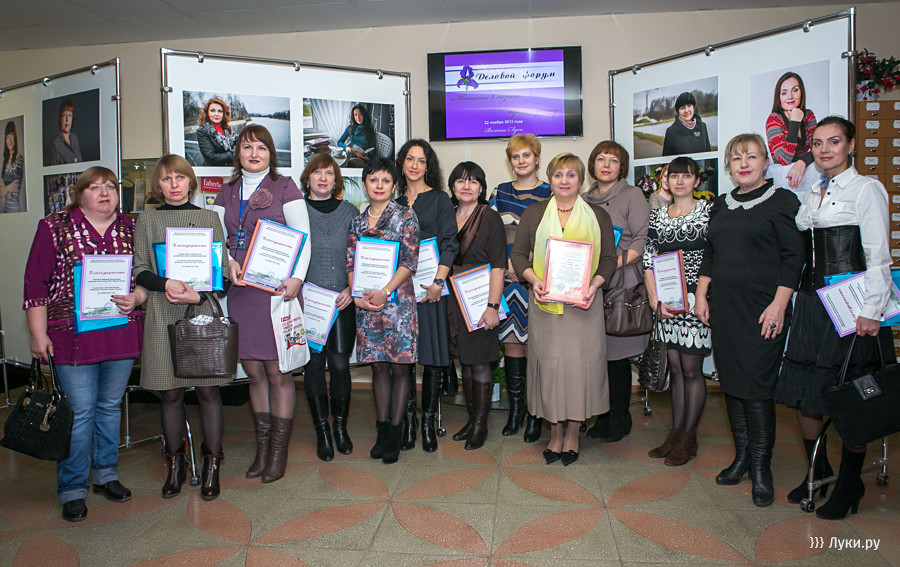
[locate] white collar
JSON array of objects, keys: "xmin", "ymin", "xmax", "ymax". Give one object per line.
[{"xmin": 241, "ymin": 168, "xmax": 269, "ymax": 193}]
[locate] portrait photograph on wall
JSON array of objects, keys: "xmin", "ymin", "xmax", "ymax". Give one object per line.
[
  {"xmin": 1, "ymin": 115, "xmax": 27, "ymax": 213},
  {"xmin": 42, "ymin": 89, "xmax": 101, "ymax": 166},
  {"xmin": 634, "ymin": 158, "xmax": 720, "ymax": 204},
  {"xmin": 182, "ymin": 90, "xmax": 292, "ymax": 168},
  {"xmin": 632, "ymin": 77, "xmax": 719, "ymax": 159},
  {"xmin": 303, "ymin": 98, "xmax": 396, "ymax": 168},
  {"xmin": 43, "ymin": 171, "xmax": 81, "ymax": 215},
  {"xmin": 750, "ymin": 60, "xmax": 830, "ymax": 194}
]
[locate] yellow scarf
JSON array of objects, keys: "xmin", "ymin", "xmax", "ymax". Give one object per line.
[{"xmin": 533, "ymin": 195, "xmax": 602, "ymax": 314}]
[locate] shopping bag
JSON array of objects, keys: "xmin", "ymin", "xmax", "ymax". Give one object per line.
[{"xmin": 271, "ymin": 294, "xmax": 310, "ymax": 373}]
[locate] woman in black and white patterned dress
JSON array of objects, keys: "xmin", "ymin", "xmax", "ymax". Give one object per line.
[{"xmin": 643, "ymin": 157, "xmax": 712, "ymax": 466}]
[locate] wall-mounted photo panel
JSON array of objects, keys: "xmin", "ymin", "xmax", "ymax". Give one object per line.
[
  {"xmin": 1, "ymin": 115, "xmax": 27, "ymax": 213},
  {"xmin": 303, "ymin": 98, "xmax": 395, "ymax": 168},
  {"xmin": 634, "ymin": 157, "xmax": 720, "ymax": 203},
  {"xmin": 162, "ymin": 50, "xmax": 410, "ymax": 185},
  {"xmin": 611, "ymin": 13, "xmax": 851, "ymax": 196},
  {"xmin": 43, "ymin": 170, "xmax": 82, "ymax": 215},
  {"xmin": 42, "ymin": 89, "xmax": 101, "ymax": 166}
]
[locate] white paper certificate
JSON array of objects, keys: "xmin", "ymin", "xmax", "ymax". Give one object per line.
[
  {"xmin": 450, "ymin": 264, "xmax": 508, "ymax": 332},
  {"xmin": 651, "ymin": 251, "xmax": 688, "ymax": 313},
  {"xmin": 166, "ymin": 227, "xmax": 214, "ymax": 291},
  {"xmin": 351, "ymin": 238, "xmax": 399, "ymax": 298},
  {"xmin": 79, "ymin": 254, "xmax": 132, "ymax": 320},
  {"xmin": 412, "ymin": 237, "xmax": 450, "ymax": 302},
  {"xmin": 302, "ymin": 283, "xmax": 340, "ymax": 347},
  {"xmin": 816, "ymin": 271, "xmax": 900, "ymax": 336},
  {"xmin": 242, "ymin": 219, "xmax": 308, "ymax": 292}
]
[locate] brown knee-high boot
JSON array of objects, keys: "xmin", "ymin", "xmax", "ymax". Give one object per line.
[
  {"xmin": 262, "ymin": 416, "xmax": 293, "ymax": 483},
  {"xmin": 246, "ymin": 412, "xmax": 271, "ymax": 479}
]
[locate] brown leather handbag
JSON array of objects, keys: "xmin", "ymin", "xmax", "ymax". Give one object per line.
[
  {"xmin": 167, "ymin": 292, "xmax": 238, "ymax": 378},
  {"xmin": 603, "ymin": 263, "xmax": 652, "ymax": 337}
]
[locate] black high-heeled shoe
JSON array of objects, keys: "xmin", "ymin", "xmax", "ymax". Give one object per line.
[
  {"xmin": 561, "ymin": 450, "xmax": 579, "ymax": 466},
  {"xmin": 816, "ymin": 448, "xmax": 866, "ymax": 520},
  {"xmin": 543, "ymin": 449, "xmax": 561, "ymax": 465}
]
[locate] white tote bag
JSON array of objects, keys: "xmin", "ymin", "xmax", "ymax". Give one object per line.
[{"xmin": 270, "ymin": 295, "xmax": 310, "ymax": 373}]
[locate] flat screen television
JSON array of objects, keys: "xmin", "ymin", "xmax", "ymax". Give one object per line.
[{"xmin": 427, "ymin": 46, "xmax": 583, "ymax": 142}]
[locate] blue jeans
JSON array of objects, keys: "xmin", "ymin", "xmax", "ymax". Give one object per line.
[{"xmin": 55, "ymin": 359, "xmax": 133, "ymax": 504}]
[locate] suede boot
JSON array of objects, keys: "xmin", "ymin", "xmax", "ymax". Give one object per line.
[
  {"xmin": 816, "ymin": 447, "xmax": 866, "ymax": 520},
  {"xmin": 246, "ymin": 412, "xmax": 271, "ymax": 479},
  {"xmin": 162, "ymin": 442, "xmax": 187, "ymax": 499},
  {"xmin": 307, "ymin": 395, "xmax": 334, "ymax": 462},
  {"xmin": 502, "ymin": 356, "xmax": 527, "ymax": 436},
  {"xmin": 787, "ymin": 437, "xmax": 833, "ymax": 503},
  {"xmin": 370, "ymin": 420, "xmax": 389, "ymax": 459},
  {"xmin": 382, "ymin": 422, "xmax": 403, "ymax": 464},
  {"xmin": 200, "ymin": 442, "xmax": 224, "ymax": 501},
  {"xmin": 716, "ymin": 394, "xmax": 750, "ymax": 485},
  {"xmin": 465, "ymin": 381, "xmax": 493, "ymax": 450},
  {"xmin": 665, "ymin": 430, "xmax": 696, "ymax": 466},
  {"xmin": 745, "ymin": 398, "xmax": 775, "ymax": 507},
  {"xmin": 262, "ymin": 416, "xmax": 292, "ymax": 483},
  {"xmin": 400, "ymin": 366, "xmax": 418, "ymax": 451},
  {"xmin": 421, "ymin": 366, "xmax": 440, "ymax": 452},
  {"xmin": 452, "ymin": 376, "xmax": 475, "ymax": 441},
  {"xmin": 331, "ymin": 397, "xmax": 353, "ymax": 455},
  {"xmin": 648, "ymin": 427, "xmax": 683, "ymax": 459}
]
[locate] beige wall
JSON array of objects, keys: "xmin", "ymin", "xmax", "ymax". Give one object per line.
[{"xmin": 0, "ymin": 4, "xmax": 898, "ymax": 362}]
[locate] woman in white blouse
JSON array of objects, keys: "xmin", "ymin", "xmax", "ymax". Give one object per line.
[{"xmin": 775, "ymin": 116, "xmax": 894, "ymax": 520}]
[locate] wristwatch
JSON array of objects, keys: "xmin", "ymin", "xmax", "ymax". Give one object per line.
[
  {"xmin": 382, "ymin": 287, "xmax": 392, "ymax": 295},
  {"xmin": 486, "ymin": 302, "xmax": 500, "ymax": 310},
  {"xmin": 433, "ymin": 278, "xmax": 445, "ymax": 287}
]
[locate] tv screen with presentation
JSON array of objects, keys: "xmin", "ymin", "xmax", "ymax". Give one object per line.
[{"xmin": 427, "ymin": 46, "xmax": 583, "ymax": 141}]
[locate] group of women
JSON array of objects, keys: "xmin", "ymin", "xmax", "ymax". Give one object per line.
[{"xmin": 24, "ymin": 111, "xmax": 891, "ymax": 523}]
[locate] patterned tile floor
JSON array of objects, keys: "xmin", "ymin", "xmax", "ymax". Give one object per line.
[{"xmin": 1, "ymin": 384, "xmax": 898, "ymax": 567}]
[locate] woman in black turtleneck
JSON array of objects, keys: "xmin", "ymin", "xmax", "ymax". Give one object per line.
[{"xmin": 133, "ymin": 154, "xmax": 231, "ymax": 501}]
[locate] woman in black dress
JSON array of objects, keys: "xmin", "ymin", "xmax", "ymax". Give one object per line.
[
  {"xmin": 447, "ymin": 162, "xmax": 506, "ymax": 450},
  {"xmin": 395, "ymin": 139, "xmax": 459, "ymax": 453},
  {"xmin": 695, "ymin": 133, "xmax": 804, "ymax": 507}
]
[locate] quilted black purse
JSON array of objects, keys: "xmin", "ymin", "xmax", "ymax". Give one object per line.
[
  {"xmin": 638, "ymin": 303, "xmax": 670, "ymax": 392},
  {"xmin": 820, "ymin": 335, "xmax": 900, "ymax": 447},
  {"xmin": 1, "ymin": 357, "xmax": 74, "ymax": 461}
]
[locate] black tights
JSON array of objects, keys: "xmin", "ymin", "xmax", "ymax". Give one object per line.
[
  {"xmin": 242, "ymin": 359, "xmax": 296, "ymax": 419},
  {"xmin": 371, "ymin": 362, "xmax": 411, "ymax": 425},
  {"xmin": 461, "ymin": 363, "xmax": 492, "ymax": 385},
  {"xmin": 160, "ymin": 386, "xmax": 223, "ymax": 452},
  {"xmin": 667, "ymin": 351, "xmax": 706, "ymax": 431},
  {"xmin": 304, "ymin": 349, "xmax": 352, "ymax": 400}
]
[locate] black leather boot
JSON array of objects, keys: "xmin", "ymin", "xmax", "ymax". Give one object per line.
[
  {"xmin": 452, "ymin": 376, "xmax": 474, "ymax": 441},
  {"xmin": 816, "ymin": 447, "xmax": 866, "ymax": 520},
  {"xmin": 200, "ymin": 442, "xmax": 224, "ymax": 501},
  {"xmin": 421, "ymin": 366, "xmax": 440, "ymax": 453},
  {"xmin": 745, "ymin": 398, "xmax": 775, "ymax": 507},
  {"xmin": 502, "ymin": 356, "xmax": 527, "ymax": 436},
  {"xmin": 307, "ymin": 395, "xmax": 334, "ymax": 462},
  {"xmin": 591, "ymin": 359, "xmax": 633, "ymax": 442},
  {"xmin": 716, "ymin": 394, "xmax": 750, "ymax": 485},
  {"xmin": 465, "ymin": 381, "xmax": 492, "ymax": 450},
  {"xmin": 787, "ymin": 437, "xmax": 833, "ymax": 503},
  {"xmin": 331, "ymin": 397, "xmax": 353, "ymax": 455},
  {"xmin": 370, "ymin": 420, "xmax": 388, "ymax": 459},
  {"xmin": 162, "ymin": 442, "xmax": 187, "ymax": 499},
  {"xmin": 523, "ymin": 414, "xmax": 543, "ymax": 443},
  {"xmin": 382, "ymin": 422, "xmax": 403, "ymax": 464},
  {"xmin": 441, "ymin": 363, "xmax": 459, "ymax": 396},
  {"xmin": 400, "ymin": 366, "xmax": 418, "ymax": 451}
]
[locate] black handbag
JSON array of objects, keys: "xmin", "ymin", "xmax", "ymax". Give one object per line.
[
  {"xmin": 820, "ymin": 335, "xmax": 900, "ymax": 447},
  {"xmin": 167, "ymin": 292, "xmax": 238, "ymax": 378},
  {"xmin": 1, "ymin": 357, "xmax": 74, "ymax": 461},
  {"xmin": 604, "ymin": 263, "xmax": 652, "ymax": 337},
  {"xmin": 638, "ymin": 303, "xmax": 670, "ymax": 392}
]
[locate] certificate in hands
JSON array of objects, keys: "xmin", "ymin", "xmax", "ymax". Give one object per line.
[
  {"xmin": 817, "ymin": 271, "xmax": 900, "ymax": 336},
  {"xmin": 241, "ymin": 219, "xmax": 309, "ymax": 292},
  {"xmin": 351, "ymin": 237, "xmax": 400, "ymax": 299},
  {"xmin": 412, "ymin": 237, "xmax": 450, "ymax": 302},
  {"xmin": 302, "ymin": 283, "xmax": 340, "ymax": 350},
  {"xmin": 543, "ymin": 237, "xmax": 595, "ymax": 305},
  {"xmin": 79, "ymin": 254, "xmax": 133, "ymax": 319},
  {"xmin": 166, "ymin": 227, "xmax": 214, "ymax": 291},
  {"xmin": 651, "ymin": 250, "xmax": 688, "ymax": 313},
  {"xmin": 450, "ymin": 264, "xmax": 508, "ymax": 332}
]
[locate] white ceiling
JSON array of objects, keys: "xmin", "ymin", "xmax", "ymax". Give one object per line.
[{"xmin": 0, "ymin": 0, "xmax": 877, "ymax": 51}]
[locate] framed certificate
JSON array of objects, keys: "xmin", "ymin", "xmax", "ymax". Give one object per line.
[
  {"xmin": 240, "ymin": 219, "xmax": 309, "ymax": 292},
  {"xmin": 165, "ymin": 227, "xmax": 214, "ymax": 291},
  {"xmin": 817, "ymin": 271, "xmax": 900, "ymax": 336},
  {"xmin": 302, "ymin": 283, "xmax": 340, "ymax": 350},
  {"xmin": 449, "ymin": 264, "xmax": 509, "ymax": 332},
  {"xmin": 651, "ymin": 250, "xmax": 688, "ymax": 314},
  {"xmin": 79, "ymin": 254, "xmax": 132, "ymax": 320},
  {"xmin": 351, "ymin": 237, "xmax": 400, "ymax": 299},
  {"xmin": 543, "ymin": 237, "xmax": 594, "ymax": 305},
  {"xmin": 411, "ymin": 237, "xmax": 450, "ymax": 302}
]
